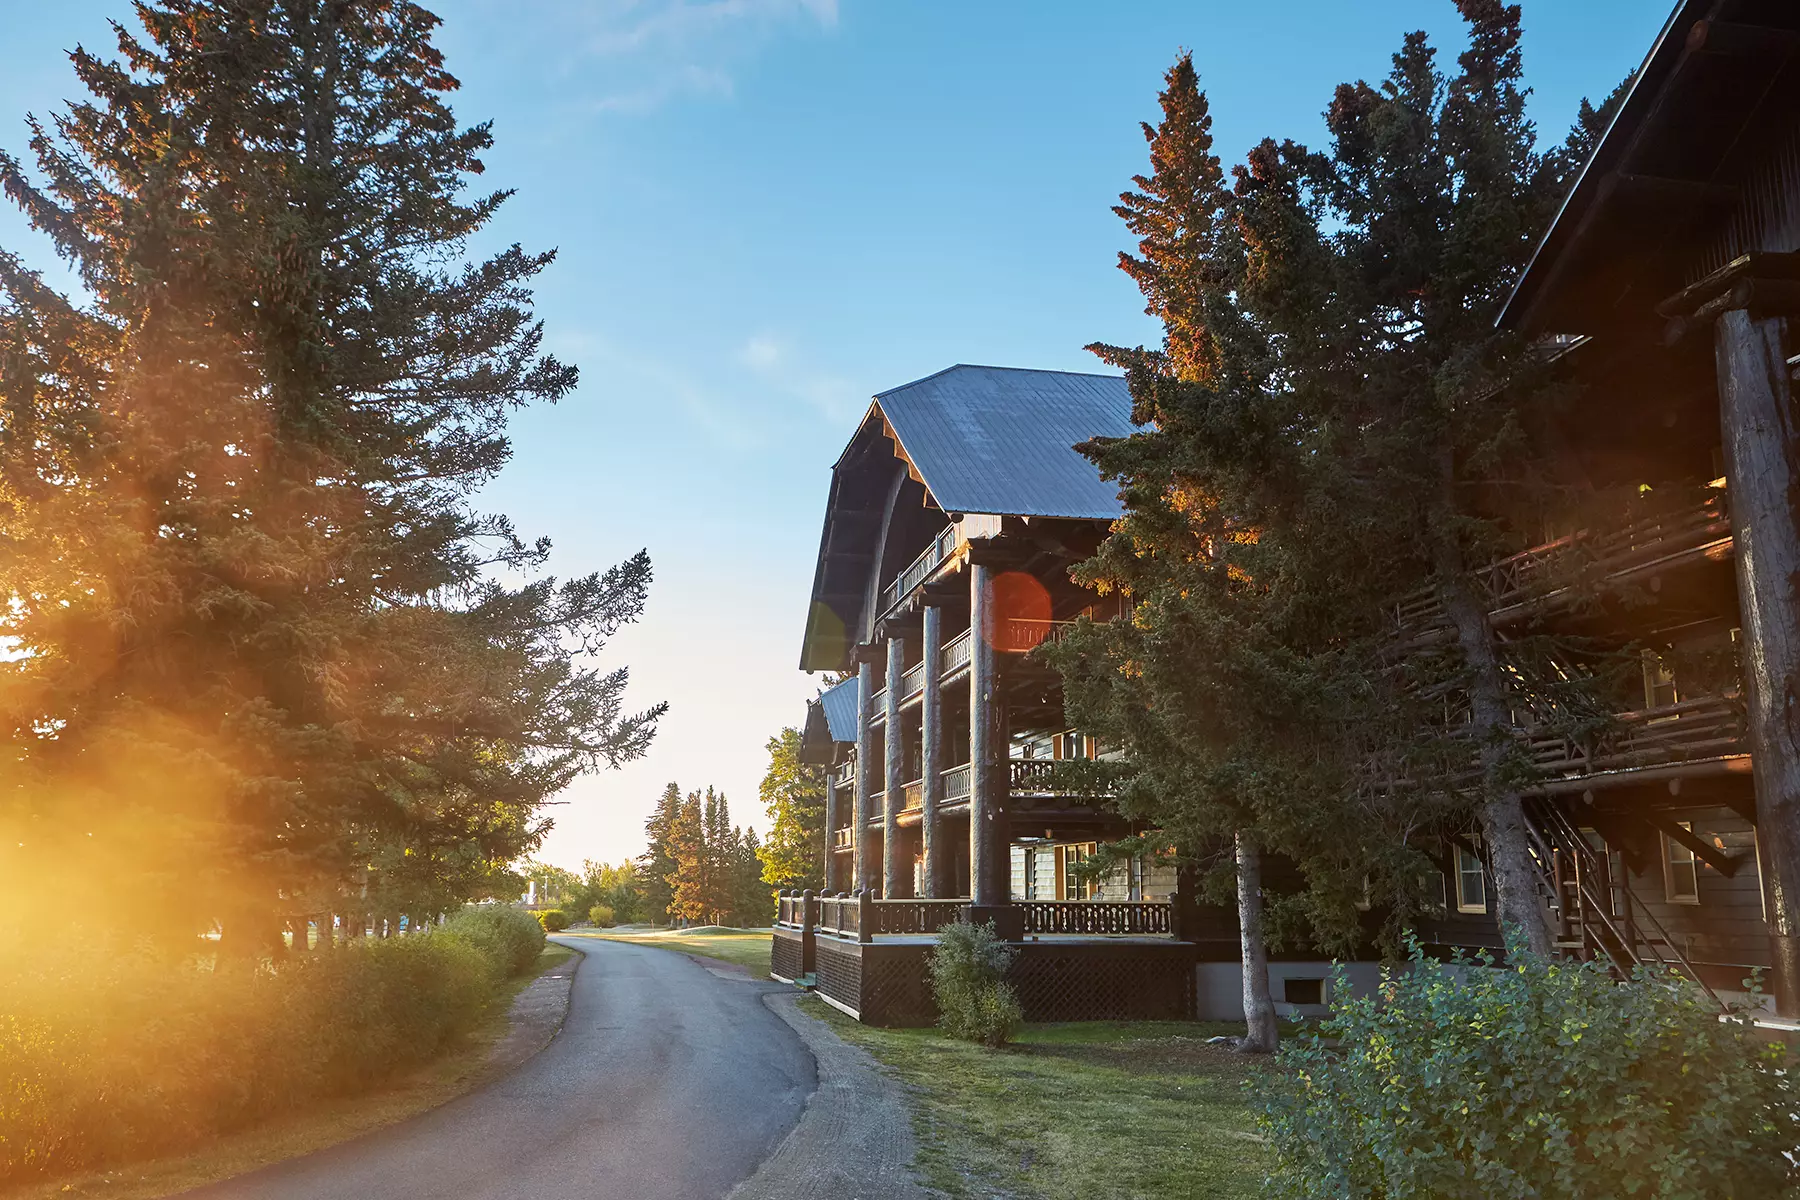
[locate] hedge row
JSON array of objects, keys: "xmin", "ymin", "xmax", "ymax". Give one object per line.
[{"xmin": 0, "ymin": 905, "xmax": 545, "ymax": 1182}]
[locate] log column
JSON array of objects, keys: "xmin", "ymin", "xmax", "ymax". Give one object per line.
[
  {"xmin": 921, "ymin": 605, "xmax": 944, "ymax": 897},
  {"xmin": 1716, "ymin": 305, "xmax": 1800, "ymax": 1013},
  {"xmin": 967, "ymin": 561, "xmax": 1016, "ymax": 935},
  {"xmin": 823, "ymin": 769, "xmax": 840, "ymax": 892},
  {"xmin": 855, "ymin": 658, "xmax": 878, "ymax": 894},
  {"xmin": 883, "ymin": 636, "xmax": 908, "ymax": 897}
]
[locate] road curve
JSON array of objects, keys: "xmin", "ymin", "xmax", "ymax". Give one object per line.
[{"xmin": 182, "ymin": 937, "xmax": 815, "ymax": 1200}]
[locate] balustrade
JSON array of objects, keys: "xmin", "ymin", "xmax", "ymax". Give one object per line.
[
  {"xmin": 878, "ymin": 524, "xmax": 960, "ymax": 615},
  {"xmin": 902, "ymin": 779, "xmax": 923, "ymax": 811},
  {"xmin": 996, "ymin": 618, "xmax": 1077, "ymax": 653},
  {"xmin": 815, "ymin": 891, "xmax": 865, "ymax": 940},
  {"xmin": 942, "ymin": 762, "xmax": 971, "ymax": 801},
  {"xmin": 939, "ymin": 628, "xmax": 973, "ymax": 675},
  {"xmin": 1020, "ymin": 901, "xmax": 1172, "ymax": 936},
  {"xmin": 831, "ymin": 826, "xmax": 853, "ymax": 849},
  {"xmin": 1528, "ymin": 694, "xmax": 1746, "ymax": 778},
  {"xmin": 900, "ymin": 659, "xmax": 927, "ymax": 700}
]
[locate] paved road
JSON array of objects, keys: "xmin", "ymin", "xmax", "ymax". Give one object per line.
[{"xmin": 185, "ymin": 937, "xmax": 815, "ymax": 1200}]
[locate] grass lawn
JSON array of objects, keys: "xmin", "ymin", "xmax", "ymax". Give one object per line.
[
  {"xmin": 567, "ymin": 926, "xmax": 774, "ymax": 978},
  {"xmin": 3, "ymin": 943, "xmax": 577, "ymax": 1200},
  {"xmin": 807, "ymin": 999, "xmax": 1275, "ymax": 1200}
]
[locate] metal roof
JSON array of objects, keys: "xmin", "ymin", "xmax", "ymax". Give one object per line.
[
  {"xmin": 817, "ymin": 676, "xmax": 859, "ymax": 742},
  {"xmin": 870, "ymin": 365, "xmax": 1133, "ymax": 519}
]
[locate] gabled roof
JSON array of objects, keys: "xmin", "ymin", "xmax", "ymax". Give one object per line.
[
  {"xmin": 1499, "ymin": 0, "xmax": 1800, "ymax": 336},
  {"xmin": 869, "ymin": 365, "xmax": 1133, "ymax": 520},
  {"xmin": 817, "ymin": 676, "xmax": 859, "ymax": 742}
]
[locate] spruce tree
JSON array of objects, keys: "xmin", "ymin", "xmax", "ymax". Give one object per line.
[
  {"xmin": 640, "ymin": 781, "xmax": 682, "ymax": 924},
  {"xmin": 0, "ymin": 0, "xmax": 663, "ymax": 945}
]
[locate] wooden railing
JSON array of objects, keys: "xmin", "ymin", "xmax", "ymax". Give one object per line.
[
  {"xmin": 879, "ymin": 524, "xmax": 960, "ymax": 614},
  {"xmin": 1527, "ymin": 694, "xmax": 1745, "ymax": 779},
  {"xmin": 1008, "ymin": 758, "xmax": 1112, "ymax": 797},
  {"xmin": 1020, "ymin": 901, "xmax": 1172, "ymax": 936},
  {"xmin": 943, "ymin": 762, "xmax": 971, "ymax": 802},
  {"xmin": 775, "ymin": 891, "xmax": 811, "ymax": 930},
  {"xmin": 902, "ymin": 779, "xmax": 923, "ymax": 811},
  {"xmin": 873, "ymin": 899, "xmax": 970, "ymax": 935},
  {"xmin": 816, "ymin": 892, "xmax": 864, "ymax": 940},
  {"xmin": 1393, "ymin": 493, "xmax": 1730, "ymax": 635},
  {"xmin": 832, "ymin": 826, "xmax": 853, "ymax": 849},
  {"xmin": 900, "ymin": 659, "xmax": 927, "ymax": 700},
  {"xmin": 940, "ymin": 628, "xmax": 973, "ymax": 675},
  {"xmin": 1525, "ymin": 799, "xmax": 1723, "ymax": 1008},
  {"xmin": 997, "ymin": 618, "xmax": 1078, "ymax": 653}
]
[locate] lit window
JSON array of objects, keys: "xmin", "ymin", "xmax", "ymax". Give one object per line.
[
  {"xmin": 1455, "ymin": 842, "xmax": 1487, "ymax": 914},
  {"xmin": 1664, "ymin": 823, "xmax": 1700, "ymax": 905},
  {"xmin": 1642, "ymin": 651, "xmax": 1679, "ymax": 714},
  {"xmin": 1059, "ymin": 842, "xmax": 1097, "ymax": 900}
]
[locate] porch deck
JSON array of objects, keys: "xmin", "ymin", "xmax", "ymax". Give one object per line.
[{"xmin": 771, "ymin": 891, "xmax": 1199, "ymax": 1026}]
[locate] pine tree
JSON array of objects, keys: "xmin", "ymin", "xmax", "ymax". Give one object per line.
[
  {"xmin": 639, "ymin": 782, "xmax": 682, "ymax": 924},
  {"xmin": 0, "ymin": 0, "xmax": 664, "ymax": 945},
  {"xmin": 756, "ymin": 727, "xmax": 825, "ymax": 891},
  {"xmin": 735, "ymin": 827, "xmax": 773, "ymax": 926}
]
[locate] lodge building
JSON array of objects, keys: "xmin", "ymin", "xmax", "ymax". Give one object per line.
[{"xmin": 772, "ymin": 0, "xmax": 1800, "ymax": 1025}]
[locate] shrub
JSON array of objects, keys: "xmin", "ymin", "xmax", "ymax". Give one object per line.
[
  {"xmin": 532, "ymin": 908, "xmax": 570, "ymax": 932},
  {"xmin": 1259, "ymin": 938, "xmax": 1798, "ymax": 1199},
  {"xmin": 441, "ymin": 905, "xmax": 546, "ymax": 977},
  {"xmin": 588, "ymin": 904, "xmax": 615, "ymax": 928},
  {"xmin": 929, "ymin": 920, "xmax": 1023, "ymax": 1047},
  {"xmin": 0, "ymin": 932, "xmax": 503, "ymax": 1183}
]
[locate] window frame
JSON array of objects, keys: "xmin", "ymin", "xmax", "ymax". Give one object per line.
[
  {"xmin": 1454, "ymin": 841, "xmax": 1488, "ymax": 914},
  {"xmin": 1663, "ymin": 822, "xmax": 1701, "ymax": 905}
]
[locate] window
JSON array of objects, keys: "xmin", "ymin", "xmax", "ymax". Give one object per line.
[
  {"xmin": 1664, "ymin": 823, "xmax": 1700, "ymax": 905},
  {"xmin": 1284, "ymin": 977, "xmax": 1325, "ymax": 1006},
  {"xmin": 1642, "ymin": 651, "xmax": 1679, "ymax": 715},
  {"xmin": 1455, "ymin": 841, "xmax": 1488, "ymax": 914},
  {"xmin": 1058, "ymin": 842, "xmax": 1097, "ymax": 900}
]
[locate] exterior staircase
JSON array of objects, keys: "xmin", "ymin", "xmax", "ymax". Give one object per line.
[{"xmin": 1523, "ymin": 798, "xmax": 1725, "ymax": 1010}]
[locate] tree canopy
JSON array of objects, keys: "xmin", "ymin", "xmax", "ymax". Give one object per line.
[{"xmin": 0, "ymin": 0, "xmax": 663, "ymax": 946}]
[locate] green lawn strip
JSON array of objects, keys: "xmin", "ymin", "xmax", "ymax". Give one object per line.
[
  {"xmin": 803, "ymin": 998, "xmax": 1273, "ymax": 1200},
  {"xmin": 568, "ymin": 927, "xmax": 774, "ymax": 978},
  {"xmin": 4, "ymin": 943, "xmax": 577, "ymax": 1200}
]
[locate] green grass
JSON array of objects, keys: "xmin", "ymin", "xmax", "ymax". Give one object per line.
[
  {"xmin": 567, "ymin": 927, "xmax": 774, "ymax": 978},
  {"xmin": 806, "ymin": 999, "xmax": 1274, "ymax": 1200}
]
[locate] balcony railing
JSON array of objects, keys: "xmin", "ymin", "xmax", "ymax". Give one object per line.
[
  {"xmin": 1393, "ymin": 493, "xmax": 1731, "ymax": 635},
  {"xmin": 900, "ymin": 659, "xmax": 927, "ymax": 700},
  {"xmin": 879, "ymin": 523, "xmax": 960, "ymax": 615},
  {"xmin": 942, "ymin": 762, "xmax": 971, "ymax": 801},
  {"xmin": 873, "ymin": 899, "xmax": 969, "ymax": 935},
  {"xmin": 940, "ymin": 628, "xmax": 973, "ymax": 674},
  {"xmin": 1529, "ymin": 694, "xmax": 1746, "ymax": 780},
  {"xmin": 1008, "ymin": 758, "xmax": 1112, "ymax": 797},
  {"xmin": 1021, "ymin": 901, "xmax": 1172, "ymax": 936},
  {"xmin": 902, "ymin": 779, "xmax": 923, "ymax": 811},
  {"xmin": 832, "ymin": 826, "xmax": 853, "ymax": 849},
  {"xmin": 997, "ymin": 618, "xmax": 1078, "ymax": 653},
  {"xmin": 816, "ymin": 892, "xmax": 862, "ymax": 939}
]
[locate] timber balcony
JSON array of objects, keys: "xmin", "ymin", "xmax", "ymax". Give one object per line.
[
  {"xmin": 835, "ymin": 760, "xmax": 1111, "ymax": 845},
  {"xmin": 1391, "ymin": 492, "xmax": 1731, "ymax": 639},
  {"xmin": 870, "ymin": 622, "xmax": 1080, "ymax": 718},
  {"xmin": 878, "ymin": 524, "xmax": 960, "ymax": 616},
  {"xmin": 770, "ymin": 888, "xmax": 1198, "ymax": 1026}
]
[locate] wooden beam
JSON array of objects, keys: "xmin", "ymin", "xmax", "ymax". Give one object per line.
[
  {"xmin": 1612, "ymin": 172, "xmax": 1738, "ymax": 212},
  {"xmin": 1640, "ymin": 811, "xmax": 1748, "ymax": 878},
  {"xmin": 1687, "ymin": 19, "xmax": 1800, "ymax": 60}
]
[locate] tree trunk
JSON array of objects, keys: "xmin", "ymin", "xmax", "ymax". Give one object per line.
[
  {"xmin": 1236, "ymin": 831, "xmax": 1279, "ymax": 1054},
  {"xmin": 1430, "ymin": 459, "xmax": 1553, "ymax": 958},
  {"xmin": 1716, "ymin": 308, "xmax": 1800, "ymax": 1014}
]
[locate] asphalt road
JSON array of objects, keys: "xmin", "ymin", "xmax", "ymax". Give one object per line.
[{"xmin": 183, "ymin": 937, "xmax": 816, "ymax": 1200}]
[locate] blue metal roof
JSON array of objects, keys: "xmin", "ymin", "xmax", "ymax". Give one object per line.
[
  {"xmin": 817, "ymin": 676, "xmax": 859, "ymax": 743},
  {"xmin": 870, "ymin": 365, "xmax": 1133, "ymax": 519}
]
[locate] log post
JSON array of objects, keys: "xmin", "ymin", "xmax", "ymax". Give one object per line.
[
  {"xmin": 1716, "ymin": 305, "xmax": 1800, "ymax": 1013},
  {"xmin": 823, "ymin": 770, "xmax": 841, "ymax": 892},
  {"xmin": 855, "ymin": 658, "xmax": 878, "ymax": 894},
  {"xmin": 921, "ymin": 604, "xmax": 943, "ymax": 898},
  {"xmin": 884, "ymin": 635, "xmax": 907, "ymax": 898}
]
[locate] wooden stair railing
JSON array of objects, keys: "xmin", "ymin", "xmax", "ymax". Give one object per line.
[{"xmin": 1523, "ymin": 799, "xmax": 1724, "ymax": 1010}]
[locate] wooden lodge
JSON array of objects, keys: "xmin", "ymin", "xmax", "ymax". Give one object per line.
[{"xmin": 773, "ymin": 0, "xmax": 1800, "ymax": 1026}]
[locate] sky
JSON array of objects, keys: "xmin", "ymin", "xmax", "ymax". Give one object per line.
[{"xmin": 0, "ymin": 0, "xmax": 1673, "ymax": 871}]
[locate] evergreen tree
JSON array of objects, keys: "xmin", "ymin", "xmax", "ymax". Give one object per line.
[
  {"xmin": 735, "ymin": 827, "xmax": 773, "ymax": 926},
  {"xmin": 639, "ymin": 781, "xmax": 681, "ymax": 923},
  {"xmin": 0, "ymin": 0, "xmax": 663, "ymax": 945},
  {"xmin": 756, "ymin": 727, "xmax": 825, "ymax": 891},
  {"xmin": 667, "ymin": 788, "xmax": 710, "ymax": 925}
]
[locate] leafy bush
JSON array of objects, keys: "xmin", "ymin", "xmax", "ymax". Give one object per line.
[
  {"xmin": 588, "ymin": 904, "xmax": 616, "ymax": 928},
  {"xmin": 930, "ymin": 920, "xmax": 1023, "ymax": 1047},
  {"xmin": 441, "ymin": 904, "xmax": 546, "ymax": 976},
  {"xmin": 0, "ymin": 930, "xmax": 510, "ymax": 1183},
  {"xmin": 533, "ymin": 908, "xmax": 570, "ymax": 932},
  {"xmin": 1259, "ymin": 938, "xmax": 1798, "ymax": 1198}
]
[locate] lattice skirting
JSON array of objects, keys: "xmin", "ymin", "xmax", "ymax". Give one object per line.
[
  {"xmin": 812, "ymin": 937, "xmax": 1199, "ymax": 1026},
  {"xmin": 771, "ymin": 928, "xmax": 808, "ymax": 982}
]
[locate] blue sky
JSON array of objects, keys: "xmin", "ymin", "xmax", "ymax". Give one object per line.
[{"xmin": 1, "ymin": 0, "xmax": 1671, "ymax": 869}]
